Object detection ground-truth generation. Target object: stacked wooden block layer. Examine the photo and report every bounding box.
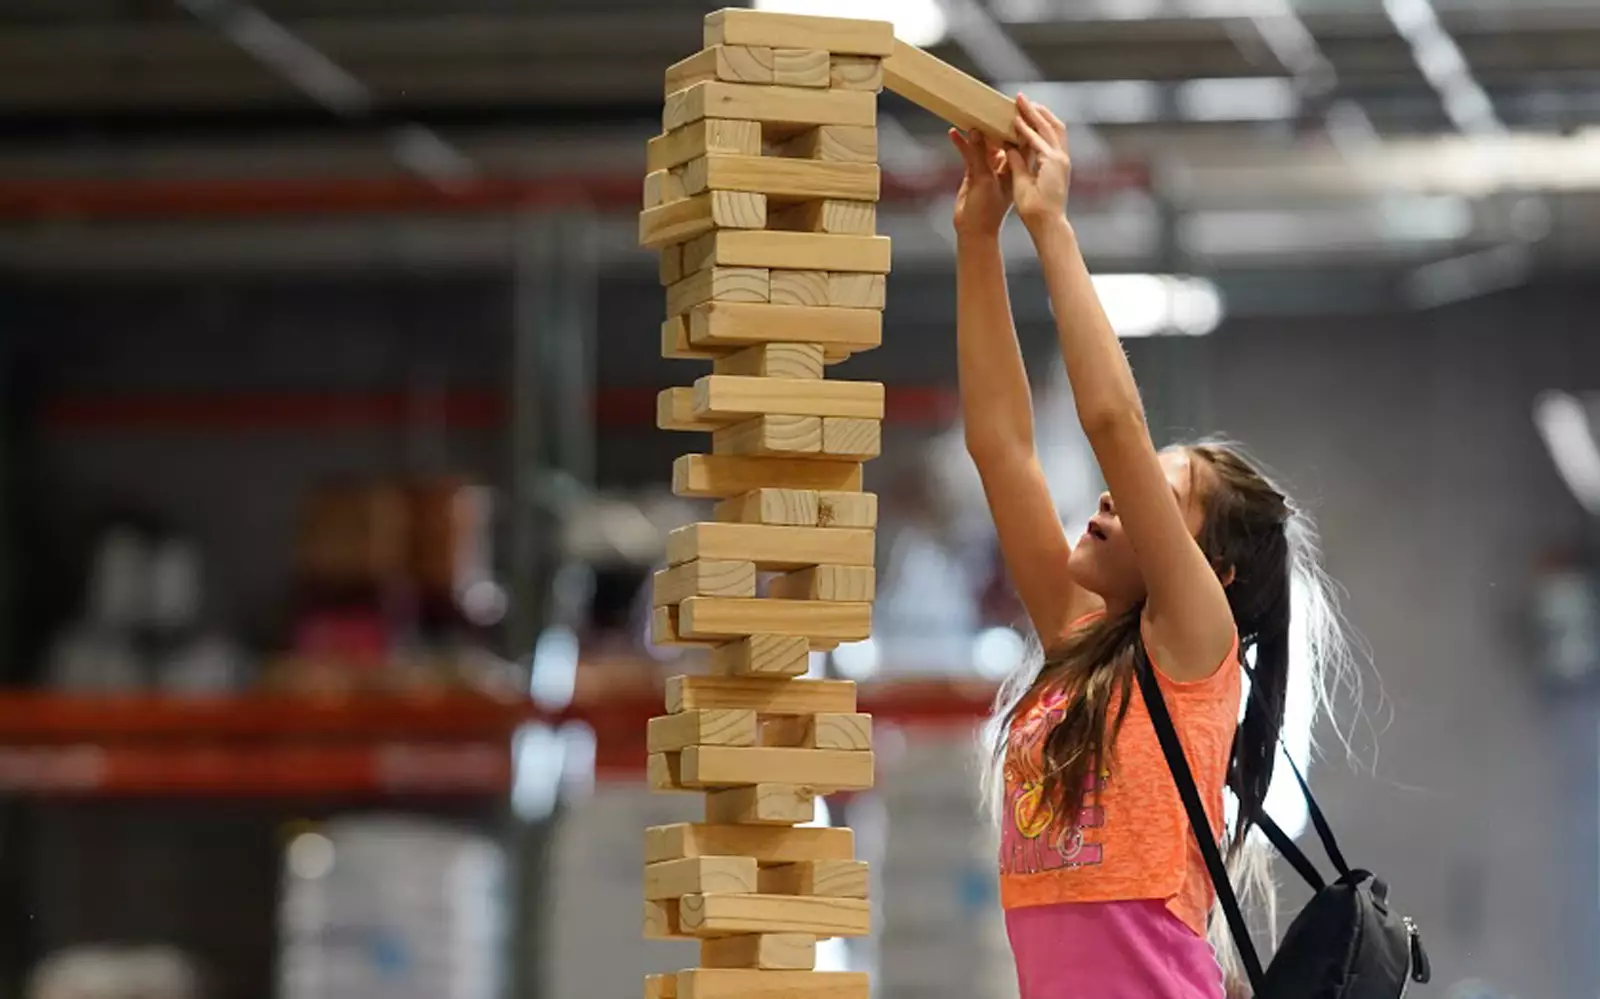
[640,8,890,999]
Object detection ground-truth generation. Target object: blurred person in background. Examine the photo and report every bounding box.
[955,96,1356,999]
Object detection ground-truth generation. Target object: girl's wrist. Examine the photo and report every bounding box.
[956,228,1003,250]
[1026,213,1076,254]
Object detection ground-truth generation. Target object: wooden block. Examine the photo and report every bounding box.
[640,191,767,249]
[649,118,763,173]
[676,968,869,999]
[658,386,721,431]
[829,55,883,92]
[775,125,877,164]
[715,489,821,527]
[664,81,876,131]
[773,49,830,88]
[808,713,873,751]
[679,597,872,642]
[645,823,855,863]
[652,605,717,647]
[667,523,874,569]
[694,375,884,421]
[714,344,825,380]
[701,934,816,970]
[673,454,863,499]
[768,566,876,602]
[680,155,880,203]
[705,9,895,56]
[769,200,876,236]
[662,316,722,360]
[647,708,759,752]
[827,272,886,309]
[822,417,881,459]
[668,675,856,714]
[713,415,822,457]
[645,971,679,999]
[709,634,811,677]
[667,266,770,317]
[882,37,1019,142]
[652,559,757,605]
[678,893,871,938]
[705,784,816,825]
[666,45,775,93]
[758,860,870,898]
[645,168,688,209]
[816,491,877,528]
[660,244,685,286]
[682,230,890,273]
[645,899,690,940]
[768,270,830,307]
[689,302,881,352]
[645,856,758,899]
[648,751,686,790]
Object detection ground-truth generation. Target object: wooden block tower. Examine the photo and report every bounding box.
[639,10,1019,998]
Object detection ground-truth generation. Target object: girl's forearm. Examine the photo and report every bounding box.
[1031,216,1146,436]
[957,233,1036,458]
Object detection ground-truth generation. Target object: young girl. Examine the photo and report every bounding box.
[952,96,1353,998]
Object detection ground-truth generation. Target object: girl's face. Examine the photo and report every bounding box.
[1067,448,1210,606]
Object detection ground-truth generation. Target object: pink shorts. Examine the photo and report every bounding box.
[1005,899,1226,999]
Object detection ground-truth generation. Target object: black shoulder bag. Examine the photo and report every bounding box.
[1133,653,1432,998]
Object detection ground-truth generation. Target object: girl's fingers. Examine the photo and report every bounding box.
[1004,146,1029,178]
[1017,97,1059,150]
[1038,105,1069,145]
[1013,113,1054,160]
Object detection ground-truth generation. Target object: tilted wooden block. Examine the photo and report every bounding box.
[708,634,811,677]
[645,971,679,999]
[704,8,895,56]
[673,454,863,499]
[773,49,831,88]
[768,565,876,602]
[644,855,758,899]
[668,675,857,714]
[679,596,872,641]
[652,559,757,605]
[645,899,692,941]
[644,168,688,209]
[678,893,872,938]
[679,230,890,272]
[640,190,767,249]
[774,125,877,164]
[821,417,881,459]
[680,155,880,203]
[713,343,825,380]
[705,784,816,825]
[648,118,763,173]
[647,708,759,752]
[713,415,822,457]
[882,37,1019,142]
[675,968,869,999]
[667,266,769,317]
[667,522,875,569]
[826,272,886,309]
[758,860,870,898]
[666,45,776,93]
[769,199,876,236]
[646,822,855,863]
[701,933,817,970]
[768,270,830,307]
[693,375,884,420]
[829,55,883,92]
[664,81,875,131]
[689,302,881,353]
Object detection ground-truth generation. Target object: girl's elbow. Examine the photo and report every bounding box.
[1077,402,1146,443]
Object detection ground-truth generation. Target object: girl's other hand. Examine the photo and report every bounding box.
[1005,94,1072,235]
[949,127,1013,239]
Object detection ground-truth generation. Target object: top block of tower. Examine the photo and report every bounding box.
[705,9,896,55]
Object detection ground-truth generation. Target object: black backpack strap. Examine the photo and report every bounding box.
[1133,652,1267,993]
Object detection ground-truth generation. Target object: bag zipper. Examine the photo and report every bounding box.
[1405,916,1432,984]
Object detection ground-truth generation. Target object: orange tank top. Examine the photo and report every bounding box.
[998,618,1241,936]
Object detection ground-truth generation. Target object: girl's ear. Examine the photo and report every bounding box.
[1215,561,1237,588]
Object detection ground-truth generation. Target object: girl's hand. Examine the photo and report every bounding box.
[949,127,1013,239]
[1005,94,1072,234]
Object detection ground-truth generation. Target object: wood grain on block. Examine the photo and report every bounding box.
[647,751,686,791]
[774,125,877,163]
[705,784,816,825]
[693,375,884,420]
[758,860,870,898]
[644,856,758,899]
[827,272,886,309]
[645,822,855,864]
[678,893,872,938]
[644,899,690,940]
[647,708,759,752]
[667,266,769,317]
[679,597,873,641]
[704,8,895,56]
[667,522,875,569]
[773,49,830,88]
[809,713,873,751]
[645,971,678,999]
[768,270,830,307]
[640,190,767,249]
[715,488,821,527]
[662,316,722,360]
[689,302,881,352]
[700,934,817,970]
[881,37,1018,141]
[666,45,775,93]
[673,454,863,499]
[676,968,869,999]
[664,81,876,131]
[679,745,875,790]
[682,230,889,273]
[669,675,857,714]
[652,559,757,606]
[768,565,875,602]
[829,55,883,91]
[649,118,763,173]
[680,155,880,203]
[821,417,881,459]
[713,415,823,457]
[816,490,877,528]
[657,386,725,431]
[644,168,687,209]
[652,605,717,647]
[660,244,685,286]
[769,200,876,236]
[714,343,825,380]
[709,634,811,677]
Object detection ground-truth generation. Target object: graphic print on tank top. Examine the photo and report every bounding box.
[1001,688,1108,875]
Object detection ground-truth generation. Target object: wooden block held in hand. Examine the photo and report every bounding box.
[689,302,881,353]
[768,565,875,602]
[830,55,883,92]
[673,454,863,499]
[882,37,1019,141]
[822,417,881,459]
[652,558,757,605]
[666,45,775,93]
[758,860,870,898]
[827,272,886,309]
[649,118,763,173]
[678,893,872,938]
[668,523,875,569]
[667,266,770,317]
[675,968,869,999]
[664,81,876,132]
[701,934,817,970]
[816,491,877,528]
[768,270,830,307]
[645,822,855,863]
[714,343,825,380]
[715,488,820,527]
[713,415,823,456]
[647,708,759,752]
[709,634,811,677]
[706,783,816,826]
[680,155,880,203]
[773,49,830,88]
[705,8,896,56]
[644,855,758,899]
[694,375,884,420]
[668,675,857,714]
[775,125,877,163]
